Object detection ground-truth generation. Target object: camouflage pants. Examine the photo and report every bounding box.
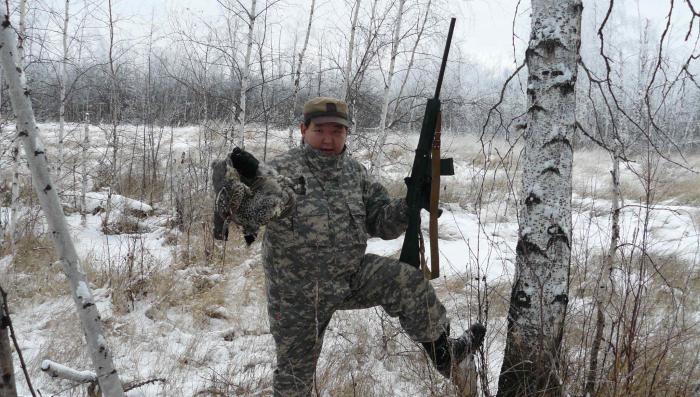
[268,253,448,397]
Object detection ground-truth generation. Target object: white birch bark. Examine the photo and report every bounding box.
[18,0,26,63]
[227,17,239,143]
[8,0,27,256]
[103,0,118,229]
[58,0,69,181]
[81,112,89,226]
[0,78,3,250]
[8,143,18,256]
[496,1,582,395]
[0,289,18,397]
[0,17,125,397]
[287,0,316,148]
[316,43,322,96]
[237,0,257,149]
[342,0,361,102]
[370,0,405,175]
[584,148,620,396]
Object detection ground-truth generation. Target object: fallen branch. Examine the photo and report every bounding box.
[41,360,96,384]
[41,360,166,393]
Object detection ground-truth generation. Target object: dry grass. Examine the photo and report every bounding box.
[0,234,70,302]
[564,249,700,397]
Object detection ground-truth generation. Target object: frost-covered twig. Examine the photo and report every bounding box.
[0,14,125,397]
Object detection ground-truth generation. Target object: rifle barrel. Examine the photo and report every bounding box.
[433,17,456,99]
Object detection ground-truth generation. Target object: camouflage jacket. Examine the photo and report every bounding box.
[261,143,408,306]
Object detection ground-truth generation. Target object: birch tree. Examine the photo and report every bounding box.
[0,14,125,397]
[496,1,582,395]
[287,0,316,148]
[342,0,361,102]
[81,112,89,226]
[57,0,69,182]
[102,0,120,229]
[8,0,27,257]
[370,0,405,175]
[237,0,257,149]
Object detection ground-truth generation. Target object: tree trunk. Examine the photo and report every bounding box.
[58,0,69,182]
[81,112,89,226]
[8,0,27,257]
[287,0,316,148]
[370,0,405,175]
[584,147,620,396]
[0,17,125,397]
[237,0,257,149]
[104,0,119,229]
[227,16,239,143]
[496,1,582,396]
[0,288,18,397]
[342,0,361,102]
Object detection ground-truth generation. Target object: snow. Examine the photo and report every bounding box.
[62,191,154,214]
[3,123,699,396]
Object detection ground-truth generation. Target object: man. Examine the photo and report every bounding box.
[216,97,485,396]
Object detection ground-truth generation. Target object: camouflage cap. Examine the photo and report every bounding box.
[303,97,350,127]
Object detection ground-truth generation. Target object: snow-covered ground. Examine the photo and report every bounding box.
[1,123,699,396]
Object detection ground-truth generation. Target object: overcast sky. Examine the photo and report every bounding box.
[32,0,692,76]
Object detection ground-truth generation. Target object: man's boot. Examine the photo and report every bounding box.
[421,323,486,379]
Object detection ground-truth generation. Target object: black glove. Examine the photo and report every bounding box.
[469,323,486,351]
[230,147,259,180]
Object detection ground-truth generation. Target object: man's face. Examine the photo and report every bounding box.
[300,121,348,156]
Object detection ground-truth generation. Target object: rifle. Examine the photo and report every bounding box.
[399,18,456,280]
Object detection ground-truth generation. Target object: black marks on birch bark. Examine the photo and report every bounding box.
[538,38,562,55]
[541,166,560,176]
[516,238,548,259]
[572,2,583,14]
[23,89,30,96]
[543,135,572,150]
[1,20,10,28]
[525,192,541,209]
[553,293,568,304]
[34,150,44,156]
[18,130,28,137]
[553,80,575,95]
[528,104,545,113]
[43,184,52,193]
[514,290,532,308]
[14,67,20,73]
[547,225,570,249]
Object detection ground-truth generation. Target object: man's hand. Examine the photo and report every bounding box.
[230,147,259,180]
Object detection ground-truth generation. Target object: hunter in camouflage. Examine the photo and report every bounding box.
[213,97,485,396]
